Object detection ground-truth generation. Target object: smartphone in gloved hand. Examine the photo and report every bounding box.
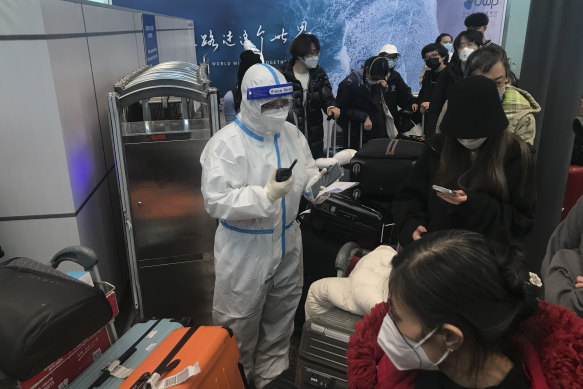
[276,159,297,182]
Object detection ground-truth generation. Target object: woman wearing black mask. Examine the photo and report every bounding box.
[392,76,536,248]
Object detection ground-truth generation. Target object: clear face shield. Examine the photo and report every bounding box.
[246,82,293,134]
[260,98,293,114]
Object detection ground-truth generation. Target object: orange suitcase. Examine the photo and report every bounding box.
[119,326,247,389]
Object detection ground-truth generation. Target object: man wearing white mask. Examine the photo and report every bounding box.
[280,33,340,158]
[200,63,324,388]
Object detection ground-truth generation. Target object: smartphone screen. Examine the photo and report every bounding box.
[432,185,455,195]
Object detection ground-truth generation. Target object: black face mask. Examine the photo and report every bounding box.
[425,57,441,70]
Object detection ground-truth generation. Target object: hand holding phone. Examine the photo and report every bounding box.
[432,185,458,196]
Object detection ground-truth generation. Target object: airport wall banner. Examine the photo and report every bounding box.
[114,0,507,95]
[142,14,160,66]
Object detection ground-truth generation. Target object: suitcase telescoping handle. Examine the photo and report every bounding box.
[50,245,101,281]
[51,245,98,270]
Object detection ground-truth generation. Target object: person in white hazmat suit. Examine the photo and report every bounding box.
[200,63,322,388]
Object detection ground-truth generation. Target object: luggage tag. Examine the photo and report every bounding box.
[105,359,133,379]
[157,362,201,389]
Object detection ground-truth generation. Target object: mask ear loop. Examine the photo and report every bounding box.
[415,326,454,366]
[434,347,453,365]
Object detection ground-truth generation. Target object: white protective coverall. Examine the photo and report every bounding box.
[200,63,320,388]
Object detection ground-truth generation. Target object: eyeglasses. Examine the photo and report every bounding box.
[261,98,292,112]
[494,78,510,88]
[306,50,320,56]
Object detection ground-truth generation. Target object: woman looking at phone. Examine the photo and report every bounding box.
[392,76,535,247]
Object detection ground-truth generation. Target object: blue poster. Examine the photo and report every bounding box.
[115,0,505,96]
[142,13,159,66]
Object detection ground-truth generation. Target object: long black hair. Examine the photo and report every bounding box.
[434,131,532,201]
[389,230,539,376]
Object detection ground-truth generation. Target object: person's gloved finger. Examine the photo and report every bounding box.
[268,167,277,182]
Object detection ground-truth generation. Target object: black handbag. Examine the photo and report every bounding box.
[0,252,112,381]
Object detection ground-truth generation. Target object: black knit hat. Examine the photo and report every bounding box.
[440,75,509,138]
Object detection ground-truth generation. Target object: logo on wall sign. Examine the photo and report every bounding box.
[464,0,499,9]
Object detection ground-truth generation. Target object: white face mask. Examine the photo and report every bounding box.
[260,107,289,134]
[457,137,487,150]
[377,314,451,371]
[498,86,506,101]
[459,47,475,63]
[302,55,319,69]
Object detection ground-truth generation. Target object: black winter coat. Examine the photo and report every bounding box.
[417,68,444,105]
[337,70,416,148]
[392,135,536,248]
[425,62,464,138]
[279,60,336,158]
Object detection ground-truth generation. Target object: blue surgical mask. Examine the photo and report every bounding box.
[302,55,319,69]
[387,59,397,69]
[443,43,453,52]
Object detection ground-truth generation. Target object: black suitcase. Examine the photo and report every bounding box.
[0,247,114,381]
[296,308,362,389]
[350,138,424,201]
[310,191,386,250]
[296,193,387,328]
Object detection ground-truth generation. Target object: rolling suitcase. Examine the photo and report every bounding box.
[296,190,390,328]
[119,326,247,389]
[69,319,184,388]
[350,138,424,201]
[310,190,388,249]
[296,308,362,389]
[0,246,116,384]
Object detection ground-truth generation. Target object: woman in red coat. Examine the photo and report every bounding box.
[347,230,583,389]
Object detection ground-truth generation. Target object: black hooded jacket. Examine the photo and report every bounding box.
[336,69,416,147]
[279,59,336,158]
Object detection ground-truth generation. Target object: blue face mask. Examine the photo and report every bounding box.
[387,59,397,69]
[443,43,453,52]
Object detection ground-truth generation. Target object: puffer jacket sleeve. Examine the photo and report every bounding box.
[392,144,434,246]
[318,69,337,112]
